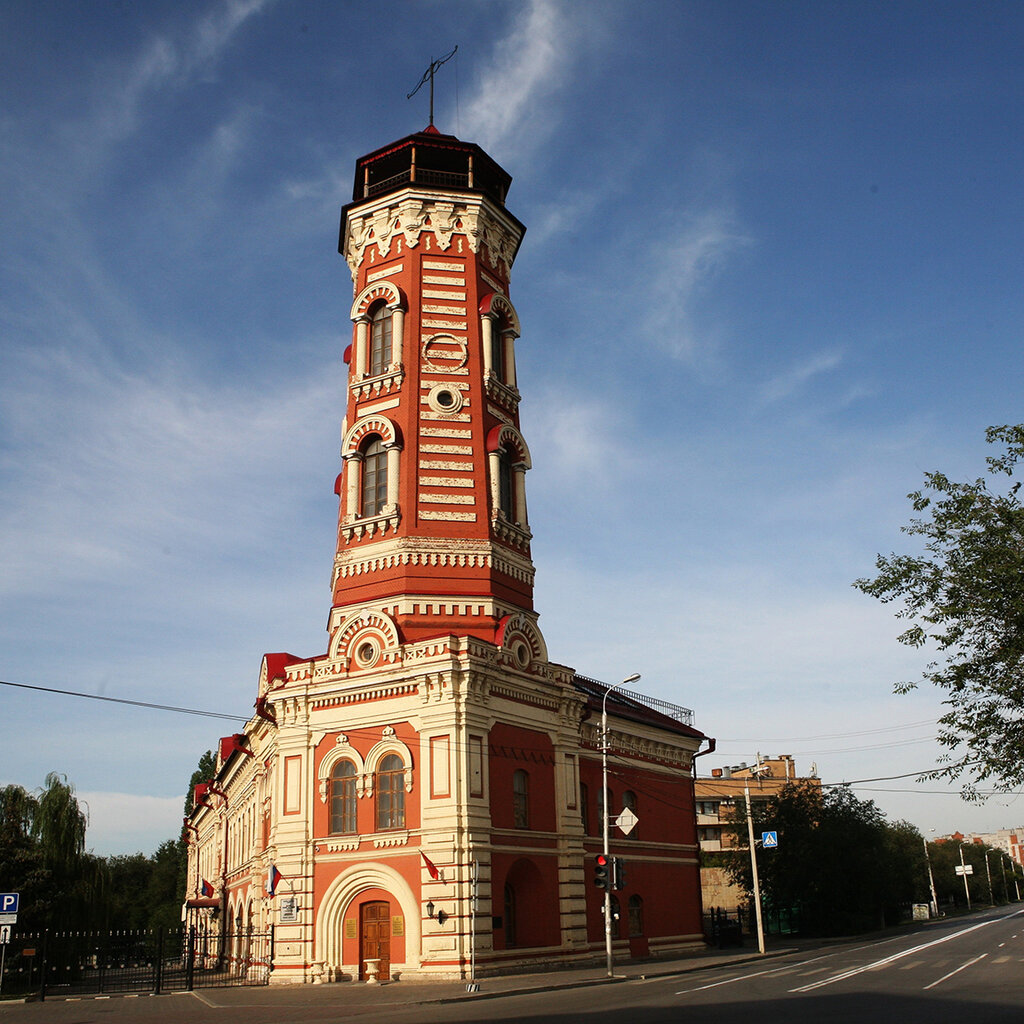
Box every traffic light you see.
[593,853,610,889]
[612,857,627,891]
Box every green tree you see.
[726,782,926,936]
[855,424,1024,794]
[184,750,217,817]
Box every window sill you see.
[352,366,404,400]
[341,506,401,541]
[491,513,531,550]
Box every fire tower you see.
[185,123,708,984]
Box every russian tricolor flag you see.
[266,864,282,896]
[201,878,214,897]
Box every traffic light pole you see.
[601,673,640,980]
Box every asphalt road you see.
[2,907,1021,1023]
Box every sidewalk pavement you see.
[180,939,799,1012]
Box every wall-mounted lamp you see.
[426,901,448,926]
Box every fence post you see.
[154,928,163,995]
[38,930,48,1002]
[185,926,195,992]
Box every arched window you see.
[628,895,644,937]
[490,324,507,384]
[368,302,392,376]
[376,753,405,830]
[361,435,388,517]
[622,790,638,839]
[329,760,357,835]
[512,769,529,829]
[497,446,514,519]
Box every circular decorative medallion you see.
[422,333,468,372]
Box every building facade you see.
[185,125,709,982]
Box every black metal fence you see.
[1,927,273,999]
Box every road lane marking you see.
[923,953,987,990]
[790,910,1024,993]
[675,952,843,994]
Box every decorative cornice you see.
[331,536,535,590]
[344,191,524,280]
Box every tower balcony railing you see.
[366,167,471,197]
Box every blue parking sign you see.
[0,894,19,914]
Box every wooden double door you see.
[360,901,391,981]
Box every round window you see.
[427,383,465,414]
[354,638,380,667]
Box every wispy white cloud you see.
[79,0,274,150]
[459,0,590,161]
[0,344,339,600]
[525,388,627,488]
[640,208,751,365]
[760,349,844,404]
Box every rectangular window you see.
[469,736,484,797]
[283,756,301,815]
[430,736,450,798]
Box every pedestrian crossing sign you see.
[762,831,778,848]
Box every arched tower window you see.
[361,435,388,517]
[512,769,529,829]
[369,301,393,376]
[329,760,357,835]
[497,446,514,519]
[376,753,405,830]
[490,319,508,384]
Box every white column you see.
[390,306,405,367]
[344,452,362,518]
[504,334,517,388]
[354,316,369,377]
[480,314,495,376]
[487,450,501,514]
[385,442,402,508]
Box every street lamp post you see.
[985,851,995,906]
[602,672,641,980]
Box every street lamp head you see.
[622,673,641,686]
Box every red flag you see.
[420,850,440,880]
[201,879,214,897]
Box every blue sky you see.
[3,0,1024,856]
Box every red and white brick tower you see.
[333,126,538,659]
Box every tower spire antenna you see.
[407,45,458,128]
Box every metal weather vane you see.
[407,45,458,128]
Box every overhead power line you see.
[0,679,250,722]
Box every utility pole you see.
[744,783,766,955]
[959,844,972,911]
[985,852,995,906]
[923,837,939,918]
